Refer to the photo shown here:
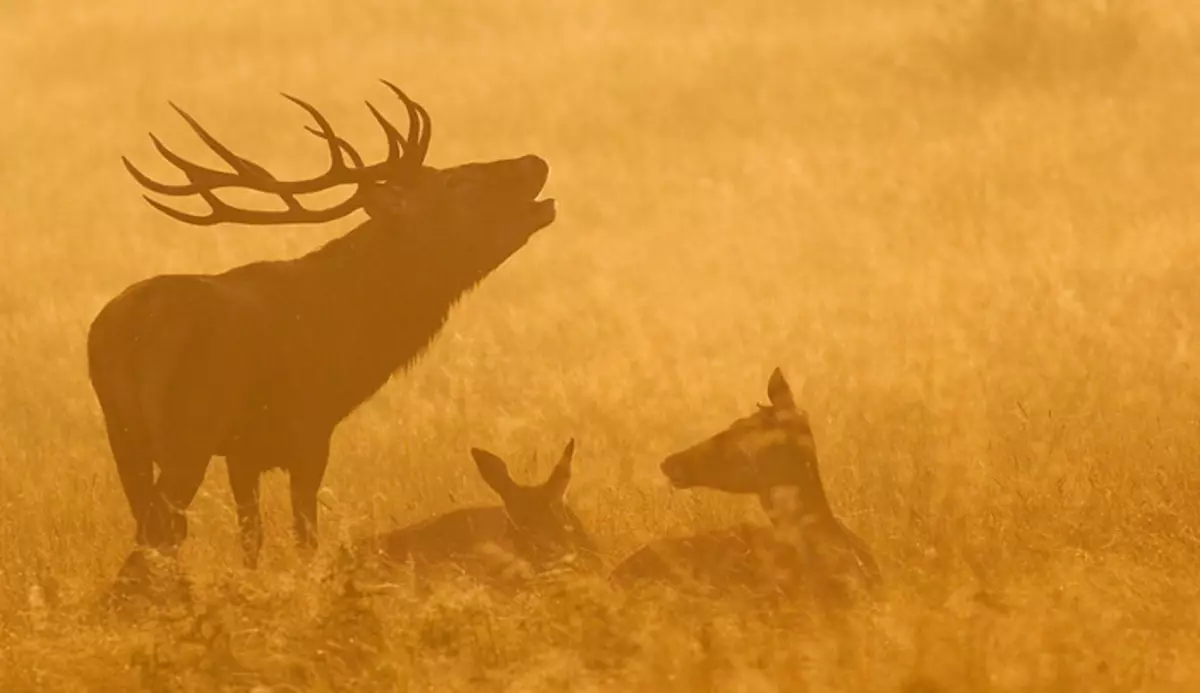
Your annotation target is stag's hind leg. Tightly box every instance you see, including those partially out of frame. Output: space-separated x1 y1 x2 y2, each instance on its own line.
226 459 264 569
287 437 332 560
143 449 212 556
101 413 157 545
89 359 158 546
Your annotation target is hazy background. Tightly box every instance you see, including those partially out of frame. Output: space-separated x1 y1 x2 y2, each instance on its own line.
3 0 1200 689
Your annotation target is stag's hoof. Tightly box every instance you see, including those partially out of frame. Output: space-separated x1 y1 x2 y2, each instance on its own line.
105 548 194 614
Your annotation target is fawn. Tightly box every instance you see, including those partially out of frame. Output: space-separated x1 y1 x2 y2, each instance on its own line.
343 439 599 591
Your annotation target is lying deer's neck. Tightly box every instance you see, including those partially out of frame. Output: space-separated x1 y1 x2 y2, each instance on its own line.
754 439 838 535
751 438 883 588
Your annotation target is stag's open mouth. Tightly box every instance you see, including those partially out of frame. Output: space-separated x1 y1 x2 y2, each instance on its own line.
491 196 555 235
525 198 556 230
511 156 554 231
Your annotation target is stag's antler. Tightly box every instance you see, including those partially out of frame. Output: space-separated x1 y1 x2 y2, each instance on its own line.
123 80 432 226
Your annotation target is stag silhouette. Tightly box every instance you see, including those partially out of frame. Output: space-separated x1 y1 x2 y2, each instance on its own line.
88 81 557 572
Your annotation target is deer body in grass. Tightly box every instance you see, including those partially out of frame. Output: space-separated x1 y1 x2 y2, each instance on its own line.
344 439 597 589
610 369 881 603
87 82 557 574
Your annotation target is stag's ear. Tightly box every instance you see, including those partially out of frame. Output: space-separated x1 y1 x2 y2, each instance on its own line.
360 182 414 220
542 438 575 499
471 448 517 499
767 367 795 410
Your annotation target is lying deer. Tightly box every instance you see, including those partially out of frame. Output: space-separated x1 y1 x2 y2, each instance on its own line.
610 369 881 604
342 439 599 591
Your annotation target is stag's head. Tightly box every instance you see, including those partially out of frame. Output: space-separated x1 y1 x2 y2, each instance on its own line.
470 439 595 570
660 368 833 517
123 80 556 279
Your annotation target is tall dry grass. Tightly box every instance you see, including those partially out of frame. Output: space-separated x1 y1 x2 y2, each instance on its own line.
3 0 1200 690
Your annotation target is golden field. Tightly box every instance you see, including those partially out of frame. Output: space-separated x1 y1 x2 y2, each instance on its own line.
3 0 1200 689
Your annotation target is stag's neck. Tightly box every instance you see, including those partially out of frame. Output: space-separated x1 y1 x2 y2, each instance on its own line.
276 220 481 416
306 221 469 314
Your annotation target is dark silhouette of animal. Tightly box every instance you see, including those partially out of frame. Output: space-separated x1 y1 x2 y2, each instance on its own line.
610 368 881 603
342 439 598 590
87 81 558 572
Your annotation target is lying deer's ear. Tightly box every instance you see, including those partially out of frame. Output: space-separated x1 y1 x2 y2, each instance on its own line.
543 438 575 499
471 448 517 498
767 367 795 410
558 439 576 466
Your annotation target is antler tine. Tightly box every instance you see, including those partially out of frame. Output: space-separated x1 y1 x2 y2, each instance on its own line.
123 113 278 197
379 79 431 164
412 99 432 160
363 101 404 168
378 81 420 146
139 187 366 226
141 194 221 226
281 93 358 174
122 154 197 196
123 132 242 195
125 82 434 226
169 103 274 181
304 127 366 169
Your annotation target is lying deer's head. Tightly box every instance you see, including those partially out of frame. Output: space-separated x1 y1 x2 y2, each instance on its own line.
471 439 595 570
660 368 832 517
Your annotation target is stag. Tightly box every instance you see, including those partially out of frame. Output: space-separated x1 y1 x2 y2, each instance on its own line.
88 81 557 572
610 369 881 604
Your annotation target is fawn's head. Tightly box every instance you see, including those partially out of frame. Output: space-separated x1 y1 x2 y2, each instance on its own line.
660 368 833 517
470 439 594 569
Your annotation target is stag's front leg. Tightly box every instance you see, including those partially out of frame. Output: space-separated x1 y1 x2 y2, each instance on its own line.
288 438 331 560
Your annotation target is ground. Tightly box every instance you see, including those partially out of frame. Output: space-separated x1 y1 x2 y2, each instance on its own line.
2 0 1200 690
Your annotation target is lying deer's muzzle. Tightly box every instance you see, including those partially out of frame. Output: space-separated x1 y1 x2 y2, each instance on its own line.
660 452 696 489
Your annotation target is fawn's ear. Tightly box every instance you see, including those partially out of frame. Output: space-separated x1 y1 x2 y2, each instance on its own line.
543 438 575 499
471 448 517 499
767 367 795 410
